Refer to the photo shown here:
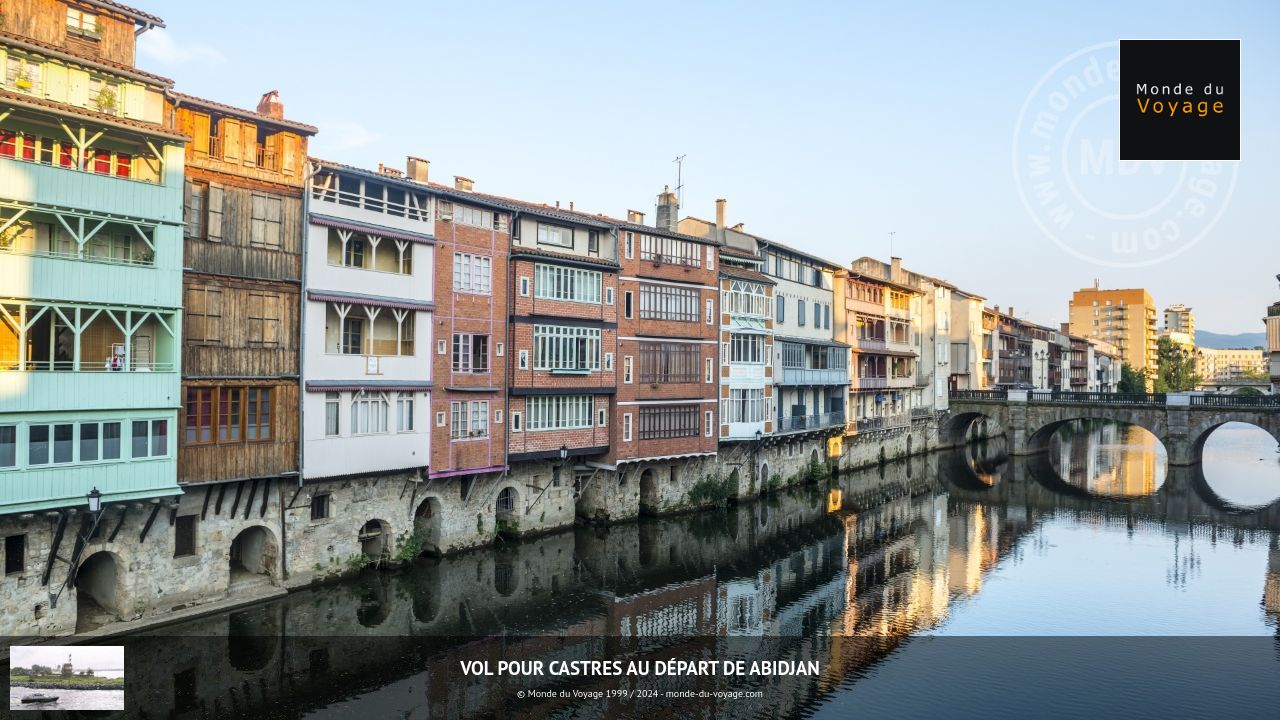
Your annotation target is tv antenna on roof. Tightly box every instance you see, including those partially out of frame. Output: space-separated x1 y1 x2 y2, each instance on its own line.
889 231 896 257
673 154 686 206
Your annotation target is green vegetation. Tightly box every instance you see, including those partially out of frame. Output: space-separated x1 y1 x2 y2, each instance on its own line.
801 457 831 483
495 517 520 540
345 552 371 570
10 674 124 687
1117 363 1147 393
1152 337 1201 393
687 473 736 507
393 526 429 562
764 473 783 494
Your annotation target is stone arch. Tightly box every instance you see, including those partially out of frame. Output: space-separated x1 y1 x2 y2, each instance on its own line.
941 411 1002 445
226 606 279 672
359 519 392 563
1022 408 1169 458
229 524 278 586
355 574 390 628
639 468 659 515
495 485 520 538
75 550 126 632
494 555 519 597
414 496 443 555
759 461 771 487
809 448 820 468
1187 416 1280 467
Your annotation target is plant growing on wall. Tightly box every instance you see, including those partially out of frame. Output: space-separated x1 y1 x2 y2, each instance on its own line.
393 527 429 563
14 70 33 90
94 86 117 113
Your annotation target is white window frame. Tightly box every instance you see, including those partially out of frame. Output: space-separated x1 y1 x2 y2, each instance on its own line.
535 264 602 304
450 400 489 439
453 252 492 294
511 411 523 432
396 393 414 432
705 357 713 383
526 395 594 431
518 349 529 370
705 410 714 436
622 413 633 442
533 325 601 372
623 355 633 384
351 392 390 435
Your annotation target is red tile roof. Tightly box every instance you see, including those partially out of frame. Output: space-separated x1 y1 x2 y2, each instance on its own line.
169 91 318 135
0 29 173 86
0 88 186 141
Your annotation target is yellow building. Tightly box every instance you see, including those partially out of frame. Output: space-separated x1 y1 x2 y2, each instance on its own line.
1068 284 1158 374
1197 347 1266 381
1163 304 1195 345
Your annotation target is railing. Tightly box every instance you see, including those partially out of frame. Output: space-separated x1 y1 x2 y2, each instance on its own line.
911 407 934 420
848 414 911 434
1190 394 1280 408
778 412 845 433
1 360 176 372
951 389 1008 400
1028 391 1166 404
779 366 849 385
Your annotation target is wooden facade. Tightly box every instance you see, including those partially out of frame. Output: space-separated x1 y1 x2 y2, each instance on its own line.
174 94 315 487
0 0 162 67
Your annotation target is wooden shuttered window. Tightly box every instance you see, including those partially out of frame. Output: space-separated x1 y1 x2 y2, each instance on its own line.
185 286 222 344
206 183 224 241
247 292 281 347
250 193 283 248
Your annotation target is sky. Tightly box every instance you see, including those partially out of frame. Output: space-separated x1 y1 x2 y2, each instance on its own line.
10 645 124 670
136 1 1280 333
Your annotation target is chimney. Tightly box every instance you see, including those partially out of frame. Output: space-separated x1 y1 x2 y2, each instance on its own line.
627 209 645 224
256 90 284 120
730 223 744 232
406 156 430 183
715 198 727 228
569 201 574 211
656 185 679 233
454 176 473 192
890 256 902 283
1093 278 1101 290
1009 306 1015 318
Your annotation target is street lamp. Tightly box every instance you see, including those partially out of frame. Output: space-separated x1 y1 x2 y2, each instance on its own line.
87 487 102 515
49 488 105 610
558 445 569 463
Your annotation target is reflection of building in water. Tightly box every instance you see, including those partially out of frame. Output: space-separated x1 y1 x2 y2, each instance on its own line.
1053 421 1164 497
1265 535 1280 621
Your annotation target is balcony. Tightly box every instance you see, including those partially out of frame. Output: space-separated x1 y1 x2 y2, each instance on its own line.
0 369 180 413
852 376 887 390
847 414 910 434
777 412 845 433
727 363 767 381
0 157 182 222
778 366 849 386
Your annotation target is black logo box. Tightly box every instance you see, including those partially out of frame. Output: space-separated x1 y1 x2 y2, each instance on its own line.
1120 39 1239 160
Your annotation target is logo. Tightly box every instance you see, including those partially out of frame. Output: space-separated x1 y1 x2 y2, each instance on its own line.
1013 42 1238 268
1120 40 1240 160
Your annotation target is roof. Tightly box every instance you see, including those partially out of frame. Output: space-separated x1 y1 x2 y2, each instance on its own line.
305 380 431 393
613 219 721 246
309 158 513 213
719 245 759 260
436 185 615 229
83 0 166 28
305 289 435 313
169 92 318 134
754 236 843 271
720 265 775 285
0 29 173 87
841 270 922 296
509 245 619 270
773 335 851 349
309 213 434 245
0 88 187 142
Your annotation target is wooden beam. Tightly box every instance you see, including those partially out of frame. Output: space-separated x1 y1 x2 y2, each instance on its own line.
138 503 160 543
66 514 91 587
243 479 259 520
108 506 129 543
286 484 303 510
229 481 244 518
201 485 213 520
259 479 270 518
42 511 68 586
168 505 177 526
215 483 227 515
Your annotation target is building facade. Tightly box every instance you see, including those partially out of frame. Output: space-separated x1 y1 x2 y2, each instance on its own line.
1068 284 1158 376
1163 304 1195 345
1268 286 1280 393
1196 347 1266 381
836 266 922 432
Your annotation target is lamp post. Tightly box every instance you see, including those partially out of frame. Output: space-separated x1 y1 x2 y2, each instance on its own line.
1034 350 1048 389
555 445 569 486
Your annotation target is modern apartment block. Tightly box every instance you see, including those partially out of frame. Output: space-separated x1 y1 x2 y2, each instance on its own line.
1163 304 1195 345
171 90 315 595
1196 347 1266 381
0 0 185 634
1068 284 1158 375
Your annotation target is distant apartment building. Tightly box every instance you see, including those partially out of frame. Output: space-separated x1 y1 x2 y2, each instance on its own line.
1068 284 1158 375
1196 347 1266 381
1163 304 1195 345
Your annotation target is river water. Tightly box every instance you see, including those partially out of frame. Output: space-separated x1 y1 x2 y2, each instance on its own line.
66 421 1280 718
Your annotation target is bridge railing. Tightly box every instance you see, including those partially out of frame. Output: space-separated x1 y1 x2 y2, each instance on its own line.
1027 390 1167 404
950 389 1007 401
1190 394 1280 408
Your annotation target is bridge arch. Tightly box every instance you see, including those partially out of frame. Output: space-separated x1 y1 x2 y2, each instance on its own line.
1021 406 1171 457
1187 417 1280 467
941 410 1005 446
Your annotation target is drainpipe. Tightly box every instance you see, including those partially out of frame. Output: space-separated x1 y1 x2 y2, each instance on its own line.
502 211 518 491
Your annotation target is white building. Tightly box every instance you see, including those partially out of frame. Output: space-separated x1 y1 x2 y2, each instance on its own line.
302 161 435 479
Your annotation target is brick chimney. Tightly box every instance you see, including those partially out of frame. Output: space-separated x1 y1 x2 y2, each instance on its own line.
890 256 902 283
406 156 429 183
656 185 679 233
454 176 473 191
256 90 284 120
627 209 645 224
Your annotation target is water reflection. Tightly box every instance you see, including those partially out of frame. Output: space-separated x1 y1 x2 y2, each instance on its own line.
1202 422 1280 508
1049 419 1167 497
52 424 1280 719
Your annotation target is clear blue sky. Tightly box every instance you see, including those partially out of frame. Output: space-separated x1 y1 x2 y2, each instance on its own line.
138 1 1279 333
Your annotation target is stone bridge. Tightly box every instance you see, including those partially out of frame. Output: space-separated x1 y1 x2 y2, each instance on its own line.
943 390 1280 466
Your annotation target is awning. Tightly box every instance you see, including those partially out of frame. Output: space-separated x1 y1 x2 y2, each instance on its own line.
851 348 918 359
306 289 435 313
309 213 435 245
730 317 769 334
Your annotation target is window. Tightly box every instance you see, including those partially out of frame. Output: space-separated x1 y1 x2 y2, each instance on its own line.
605 287 614 305
129 419 168 458
185 180 207 239
640 233 700 267
310 493 330 521
217 387 243 442
450 401 489 438
623 355 633 383
705 357 714 383
452 334 490 373
4 534 24 574
340 316 364 355
706 245 715 271
537 224 572 248
798 300 806 326
325 392 340 436
0 426 15 468
639 405 700 439
723 389 768 423
639 342 700 383
342 236 366 268
624 291 633 319
519 277 530 296
776 295 786 323
494 409 503 424
173 516 196 558
250 194 283 248
246 388 272 441
706 298 714 324
535 264 602 303
534 326 600 371
588 230 599 254
604 352 614 371
247 293 281 347
511 412 523 432
622 413 632 441
705 410 714 436
640 284 698 322
624 232 634 259
66 8 99 38
453 253 492 294
527 395 593 431
597 408 607 427
729 334 765 364
454 205 494 229
435 411 446 427
185 388 214 445
723 280 768 316
351 393 389 435
186 287 223 344
28 425 49 465
518 349 529 370
103 422 121 459
396 393 414 432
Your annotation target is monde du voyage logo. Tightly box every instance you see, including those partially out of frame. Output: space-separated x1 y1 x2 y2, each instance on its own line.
1121 39 1240 160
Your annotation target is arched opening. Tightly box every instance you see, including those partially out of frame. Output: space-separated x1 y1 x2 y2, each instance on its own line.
728 467 740 493
1044 419 1167 498
495 487 518 539
359 519 391 563
75 551 122 632
414 497 443 556
226 607 279 671
639 469 658 515
494 556 518 596
229 526 277 587
354 575 390 627
943 411 999 445
758 462 771 489
1198 421 1280 508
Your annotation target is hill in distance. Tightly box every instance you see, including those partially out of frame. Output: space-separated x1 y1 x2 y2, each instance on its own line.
1196 330 1266 349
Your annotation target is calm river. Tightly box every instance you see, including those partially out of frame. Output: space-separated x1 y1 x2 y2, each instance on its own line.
58 421 1280 718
